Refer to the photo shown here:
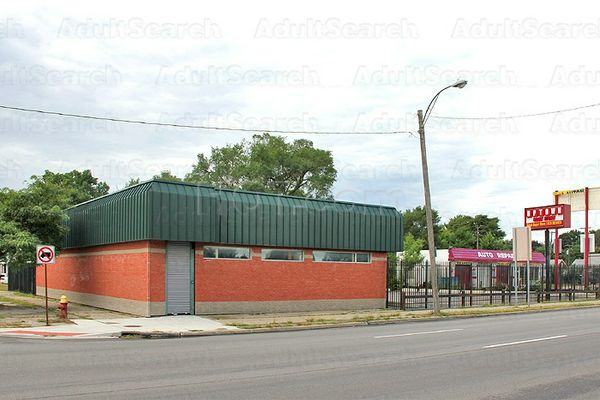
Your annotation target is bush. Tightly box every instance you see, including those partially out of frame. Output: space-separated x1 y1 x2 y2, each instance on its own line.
530 280 542 292
388 275 401 291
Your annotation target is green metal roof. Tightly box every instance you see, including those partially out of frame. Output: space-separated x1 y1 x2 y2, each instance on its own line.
64 180 403 252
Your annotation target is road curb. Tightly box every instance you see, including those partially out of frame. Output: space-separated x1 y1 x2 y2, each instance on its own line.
120 322 371 339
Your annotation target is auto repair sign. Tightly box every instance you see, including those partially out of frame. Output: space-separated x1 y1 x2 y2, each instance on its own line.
524 204 571 230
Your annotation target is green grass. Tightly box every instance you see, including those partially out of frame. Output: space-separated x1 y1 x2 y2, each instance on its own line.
10 291 37 298
0 283 7 291
228 301 600 330
0 295 39 308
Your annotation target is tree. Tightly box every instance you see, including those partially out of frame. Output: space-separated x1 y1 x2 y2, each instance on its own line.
185 133 337 198
559 229 583 265
402 206 441 248
0 219 38 266
29 169 109 207
125 178 141 187
532 240 545 254
402 233 425 266
0 169 108 266
440 214 507 249
0 188 67 266
480 232 507 250
153 170 182 182
439 216 475 249
471 215 505 245
185 144 246 189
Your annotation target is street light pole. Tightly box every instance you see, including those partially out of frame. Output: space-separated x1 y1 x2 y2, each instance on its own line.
417 80 467 315
417 109 440 313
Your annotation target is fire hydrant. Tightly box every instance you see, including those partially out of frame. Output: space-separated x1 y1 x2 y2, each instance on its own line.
58 295 69 319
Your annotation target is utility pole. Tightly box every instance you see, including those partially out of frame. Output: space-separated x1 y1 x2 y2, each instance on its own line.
417 80 468 315
418 109 440 314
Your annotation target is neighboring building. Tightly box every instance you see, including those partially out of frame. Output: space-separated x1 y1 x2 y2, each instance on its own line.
38 180 403 316
0 261 7 284
572 254 600 267
399 248 546 289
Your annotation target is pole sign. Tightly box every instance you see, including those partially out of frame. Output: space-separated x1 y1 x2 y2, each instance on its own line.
36 245 56 264
524 204 571 230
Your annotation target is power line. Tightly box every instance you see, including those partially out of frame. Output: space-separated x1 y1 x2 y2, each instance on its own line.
3 100 599 133
0 105 414 135
431 102 600 120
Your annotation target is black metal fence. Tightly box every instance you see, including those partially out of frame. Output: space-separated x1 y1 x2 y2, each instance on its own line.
387 260 600 311
7 264 36 294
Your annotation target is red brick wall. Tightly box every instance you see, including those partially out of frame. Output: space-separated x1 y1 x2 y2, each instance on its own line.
40 240 386 309
37 240 166 302
195 246 386 302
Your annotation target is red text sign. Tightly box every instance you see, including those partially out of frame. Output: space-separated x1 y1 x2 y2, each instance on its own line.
524 204 571 230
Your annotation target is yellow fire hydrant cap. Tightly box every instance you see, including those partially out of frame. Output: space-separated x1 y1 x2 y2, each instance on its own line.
60 295 69 304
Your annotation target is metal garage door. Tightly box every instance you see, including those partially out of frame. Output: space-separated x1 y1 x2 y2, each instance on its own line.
166 242 193 315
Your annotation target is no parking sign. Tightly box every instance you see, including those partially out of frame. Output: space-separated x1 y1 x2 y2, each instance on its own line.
36 245 55 264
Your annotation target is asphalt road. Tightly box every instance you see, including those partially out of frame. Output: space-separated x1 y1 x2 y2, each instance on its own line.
3 308 600 400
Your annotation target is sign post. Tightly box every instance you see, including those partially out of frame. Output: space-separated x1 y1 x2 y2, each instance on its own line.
36 245 56 326
545 229 550 300
513 227 532 306
554 193 560 290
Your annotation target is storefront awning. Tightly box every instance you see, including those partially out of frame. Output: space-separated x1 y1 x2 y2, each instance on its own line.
448 248 546 264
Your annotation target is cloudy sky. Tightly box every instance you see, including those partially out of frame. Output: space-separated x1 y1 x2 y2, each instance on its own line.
1 1 599 239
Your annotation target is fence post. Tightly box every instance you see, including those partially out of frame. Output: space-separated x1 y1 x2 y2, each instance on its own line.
558 266 562 301
385 258 390 309
508 266 512 305
448 264 452 309
424 260 429 310
489 264 493 305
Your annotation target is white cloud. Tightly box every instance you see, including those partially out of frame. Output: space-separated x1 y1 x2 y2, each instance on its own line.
1 0 600 236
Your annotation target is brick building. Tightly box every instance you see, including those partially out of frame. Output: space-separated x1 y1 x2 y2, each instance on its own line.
38 180 403 316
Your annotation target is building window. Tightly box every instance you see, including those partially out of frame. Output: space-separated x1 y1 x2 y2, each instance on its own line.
355 253 371 263
203 246 250 260
313 251 371 263
261 249 304 261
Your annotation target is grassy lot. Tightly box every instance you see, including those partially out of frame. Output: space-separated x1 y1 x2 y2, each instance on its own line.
0 295 39 308
217 300 600 330
0 285 130 328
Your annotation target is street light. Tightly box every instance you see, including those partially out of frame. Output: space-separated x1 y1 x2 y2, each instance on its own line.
417 80 467 314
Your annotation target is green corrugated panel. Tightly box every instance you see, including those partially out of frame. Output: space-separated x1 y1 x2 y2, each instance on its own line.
64 179 402 252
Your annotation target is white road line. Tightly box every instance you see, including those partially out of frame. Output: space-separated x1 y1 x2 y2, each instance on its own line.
483 335 568 349
374 328 463 339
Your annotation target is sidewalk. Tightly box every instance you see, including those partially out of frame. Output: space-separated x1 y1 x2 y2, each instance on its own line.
0 316 239 339
0 285 238 338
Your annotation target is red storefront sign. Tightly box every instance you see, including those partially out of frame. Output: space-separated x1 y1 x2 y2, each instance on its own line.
524 204 571 230
448 248 546 263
